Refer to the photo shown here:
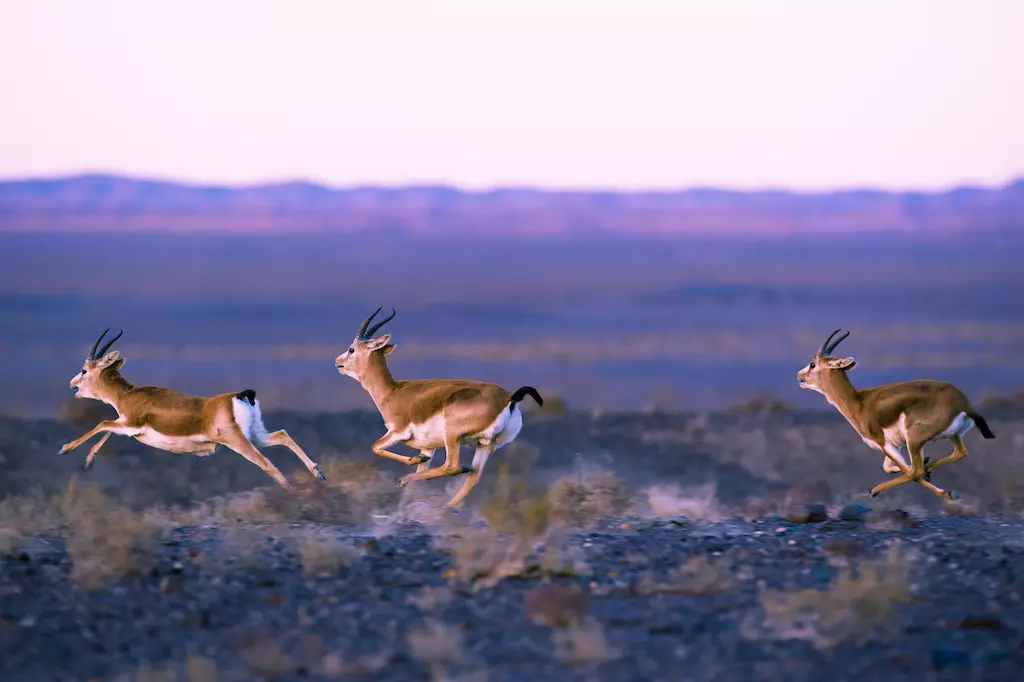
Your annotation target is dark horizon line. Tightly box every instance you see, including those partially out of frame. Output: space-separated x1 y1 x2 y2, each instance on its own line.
2 170 1023 198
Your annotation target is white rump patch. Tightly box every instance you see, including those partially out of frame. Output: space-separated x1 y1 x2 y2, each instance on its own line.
403 402 525 452
938 411 974 439
232 396 270 445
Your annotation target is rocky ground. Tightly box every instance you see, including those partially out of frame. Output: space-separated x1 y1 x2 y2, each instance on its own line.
2 406 1024 681
2 513 1023 682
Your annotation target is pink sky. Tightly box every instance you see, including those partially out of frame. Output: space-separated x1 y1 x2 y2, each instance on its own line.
1 0 1022 191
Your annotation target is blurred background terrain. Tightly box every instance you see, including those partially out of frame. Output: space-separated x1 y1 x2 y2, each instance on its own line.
1 174 1022 416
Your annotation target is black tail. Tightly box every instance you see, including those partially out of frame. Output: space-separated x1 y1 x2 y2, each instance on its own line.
509 386 543 410
969 412 995 439
235 389 257 406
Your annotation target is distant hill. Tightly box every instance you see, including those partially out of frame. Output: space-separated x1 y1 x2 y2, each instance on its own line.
0 173 1022 235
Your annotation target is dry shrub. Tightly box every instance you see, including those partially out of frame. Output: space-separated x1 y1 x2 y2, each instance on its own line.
153 489 283 528
526 392 569 420
0 527 26 555
547 471 630 527
296 529 359 577
477 461 553 540
408 619 464 678
642 481 723 520
750 542 916 649
443 462 589 588
0 485 70 534
62 478 158 589
410 585 455 612
262 456 401 524
639 555 733 595
524 583 589 628
553 618 618 668
728 395 794 416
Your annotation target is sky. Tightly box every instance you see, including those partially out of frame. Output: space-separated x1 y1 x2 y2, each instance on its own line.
1 0 1022 191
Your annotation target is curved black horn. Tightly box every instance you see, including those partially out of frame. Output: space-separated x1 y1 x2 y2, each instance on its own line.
357 306 383 339
820 328 850 356
365 308 396 339
96 329 123 358
89 328 111 360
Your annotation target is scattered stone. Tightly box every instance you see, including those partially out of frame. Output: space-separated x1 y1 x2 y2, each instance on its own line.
158 573 186 595
838 503 871 522
866 509 919 530
783 480 833 506
957 615 1004 631
931 649 970 670
785 503 828 524
524 583 589 629
821 539 863 558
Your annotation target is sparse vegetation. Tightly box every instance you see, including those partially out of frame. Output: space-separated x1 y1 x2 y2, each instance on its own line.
749 542 917 649
62 479 159 589
642 482 723 520
639 555 733 595
547 470 631 528
296 528 359 577
552 618 619 668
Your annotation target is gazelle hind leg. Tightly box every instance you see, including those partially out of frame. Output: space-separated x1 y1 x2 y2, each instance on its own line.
446 445 494 507
259 429 326 481
220 430 291 489
923 435 967 477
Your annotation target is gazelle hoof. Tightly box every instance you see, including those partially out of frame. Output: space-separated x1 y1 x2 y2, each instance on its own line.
459 466 473 475
946 490 957 500
870 490 879 498
317 471 327 481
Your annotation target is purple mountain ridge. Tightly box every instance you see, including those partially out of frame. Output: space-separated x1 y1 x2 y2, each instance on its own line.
1 173 1022 235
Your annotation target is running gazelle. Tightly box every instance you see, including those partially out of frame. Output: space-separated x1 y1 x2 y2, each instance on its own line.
334 307 543 506
59 328 326 486
797 328 995 500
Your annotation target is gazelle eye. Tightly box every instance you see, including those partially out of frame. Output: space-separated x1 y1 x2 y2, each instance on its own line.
80 369 86 375
348 348 354 354
808 362 815 369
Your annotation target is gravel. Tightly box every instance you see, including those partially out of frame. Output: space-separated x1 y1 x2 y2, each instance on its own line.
2 514 1023 682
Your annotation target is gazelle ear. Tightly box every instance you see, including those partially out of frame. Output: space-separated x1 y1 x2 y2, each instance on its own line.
381 343 396 355
827 356 856 370
365 334 391 351
97 351 120 367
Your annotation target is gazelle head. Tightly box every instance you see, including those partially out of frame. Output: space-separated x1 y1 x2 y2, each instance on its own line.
334 307 397 381
70 328 125 400
797 328 856 395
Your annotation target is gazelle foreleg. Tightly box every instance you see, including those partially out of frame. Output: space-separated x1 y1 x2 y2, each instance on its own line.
871 442 954 500
259 429 327 481
416 449 435 474
372 431 432 467
59 420 135 456
84 432 113 468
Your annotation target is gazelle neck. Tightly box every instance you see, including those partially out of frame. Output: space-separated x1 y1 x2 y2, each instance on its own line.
818 371 867 432
97 372 135 411
359 354 399 413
